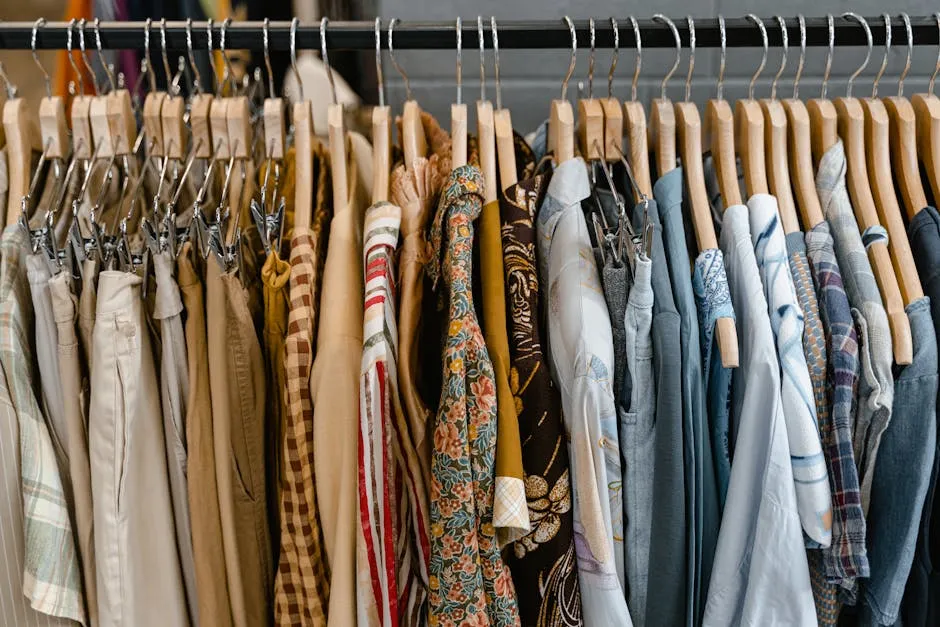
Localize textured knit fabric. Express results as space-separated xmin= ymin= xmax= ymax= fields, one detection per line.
xmin=500 ymin=171 xmax=582 ymax=626
xmin=903 ymin=206 xmax=940 ymax=626
xmin=692 ymin=248 xmax=735 ymax=512
xmin=657 ymin=167 xmax=719 ymax=623
xmin=632 ymin=191 xmax=686 ymax=627
xmin=538 ymin=158 xmax=633 ymax=627
xmin=805 ymin=222 xmax=868 ymax=595
xmin=357 ymin=201 xmax=430 ymax=627
xmin=426 ymin=165 xmax=521 ymax=626
xmin=787 ymin=231 xmax=839 ymax=623
xmin=817 ymin=140 xmax=894 ymax=517
xmin=275 ymin=229 xmax=330 ymax=626
xmin=860 ymin=298 xmax=938 ymax=626
xmin=704 ymin=205 xmax=816 ymax=626
xmin=0 ymin=227 xmax=85 ymax=624
xmin=748 ymin=194 xmax=832 ymax=548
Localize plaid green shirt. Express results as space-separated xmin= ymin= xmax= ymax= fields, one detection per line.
xmin=0 ymin=227 xmax=85 ymax=623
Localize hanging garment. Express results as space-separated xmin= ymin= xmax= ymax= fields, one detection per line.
xmin=703 ymin=203 xmax=815 ymax=626
xmin=178 ymin=242 xmax=234 ymax=627
xmin=538 ymin=158 xmax=632 ymax=627
xmin=426 ymin=165 xmax=521 ymax=626
xmin=637 ymin=177 xmax=685 ymax=627
xmin=621 ymin=252 xmax=656 ymax=625
xmin=356 ymin=200 xmax=429 ymax=626
xmin=902 ymin=205 xmax=940 ymax=626
xmin=48 ymin=271 xmax=98 ymax=627
xmin=657 ymin=167 xmax=719 ymax=623
xmin=691 ymin=247 xmax=735 ymax=512
xmin=500 ymin=167 xmax=582 ymax=626
xmin=153 ymin=249 xmax=199 ymax=624
xmin=0 ymin=226 xmax=87 ymax=625
xmin=816 ymin=140 xmax=894 ymax=520
xmin=89 ymin=269 xmax=188 ymax=627
xmin=481 ymin=187 xmax=529 ymax=547
xmin=311 ymin=133 xmax=371 ymax=627
xmin=748 ymin=193 xmax=832 ymax=548
xmin=860 ymin=298 xmax=938 ymax=626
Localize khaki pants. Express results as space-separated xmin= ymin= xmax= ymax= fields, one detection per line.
xmin=178 ymin=245 xmax=233 ymax=627
xmin=207 ymin=262 xmax=273 ymax=627
xmin=88 ymin=271 xmax=189 ymax=627
xmin=49 ymin=272 xmax=98 ymax=626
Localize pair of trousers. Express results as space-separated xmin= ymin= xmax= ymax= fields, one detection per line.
xmin=88 ymin=270 xmax=189 ymax=626
xmin=206 ymin=261 xmax=273 ymax=627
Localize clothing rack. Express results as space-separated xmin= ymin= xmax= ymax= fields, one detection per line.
xmin=0 ymin=16 xmax=939 ymax=52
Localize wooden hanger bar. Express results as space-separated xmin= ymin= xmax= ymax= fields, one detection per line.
xmin=328 ymin=103 xmax=348 ymax=211
xmin=735 ymin=98 xmax=768 ymax=197
xmin=783 ymin=99 xmax=826 ymax=229
xmin=402 ymin=100 xmax=427 ymax=172
xmin=836 ymin=95 xmax=912 ymax=364
xmin=70 ymin=94 xmax=94 ymax=160
xmin=262 ymin=97 xmax=286 ymax=161
xmin=913 ymin=92 xmax=940 ymax=207
xmin=623 ymin=100 xmax=652 ymax=199
xmin=705 ymin=99 xmax=742 ymax=207
xmin=494 ymin=107 xmax=516 ymax=190
xmin=89 ymin=94 xmax=113 ymax=158
xmin=451 ymin=103 xmax=467 ymax=168
xmin=578 ymin=97 xmax=604 ymax=162
xmin=761 ymin=99 xmax=799 ymax=233
xmin=649 ymin=98 xmax=675 ymax=177
xmin=190 ymin=93 xmax=214 ymax=159
xmin=107 ymin=89 xmax=136 ymax=156
xmin=864 ymin=96 xmax=924 ymax=305
xmin=3 ymin=97 xmax=37 ymax=227
xmin=477 ymin=100 xmax=497 ymax=203
xmin=293 ymin=100 xmax=314 ymax=231
xmin=884 ymin=95 xmax=928 ymax=217
xmin=38 ymin=96 xmax=69 ymax=160
xmin=143 ymin=92 xmax=167 ymax=156
xmin=808 ymin=98 xmax=839 ymax=170
xmin=209 ymin=98 xmax=230 ymax=159
xmin=372 ymin=105 xmax=391 ymax=203
xmin=162 ymin=94 xmax=187 ymax=160
xmin=550 ymin=99 xmax=574 ymax=164
xmin=601 ymin=97 xmax=622 ymax=162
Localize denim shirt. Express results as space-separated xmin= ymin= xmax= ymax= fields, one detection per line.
xmin=816 ymin=140 xmax=894 ymax=516
xmin=632 ymin=190 xmax=686 ymax=627
xmin=537 ymin=158 xmax=633 ymax=627
xmin=704 ymin=204 xmax=816 ymax=626
xmin=656 ymin=167 xmax=719 ymax=623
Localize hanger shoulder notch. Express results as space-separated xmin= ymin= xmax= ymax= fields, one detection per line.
xmin=601 ymin=97 xmax=623 ymax=162
xmin=39 ymin=96 xmax=70 ymax=160
xmin=782 ymin=99 xmax=825 ymax=229
xmin=402 ymin=100 xmax=427 ymax=172
xmin=550 ymin=99 xmax=574 ymax=164
xmin=263 ymin=97 xmax=286 ymax=161
xmin=494 ymin=108 xmax=516 ymax=191
xmin=884 ymin=96 xmax=928 ymax=218
xmin=578 ymin=98 xmax=605 ymax=162
xmin=760 ymin=99 xmax=799 ymax=233
xmin=705 ymin=99 xmax=742 ymax=208
xmin=623 ymin=100 xmax=652 ymax=199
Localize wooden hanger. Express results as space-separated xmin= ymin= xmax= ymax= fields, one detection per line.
xmin=489 ymin=17 xmax=517 ymax=191
xmin=322 ymin=19 xmax=349 ymax=213
xmin=912 ymin=11 xmax=940 ymax=204
xmin=371 ymin=19 xmax=391 ymax=203
xmin=760 ymin=17 xmax=799 ymax=234
xmin=704 ymin=16 xmax=742 ymax=208
xmin=287 ymin=18 xmax=313 ymax=231
xmin=836 ymin=14 xmax=911 ymax=364
xmin=807 ymin=15 xmax=839 ymax=170
xmin=622 ymin=18 xmax=651 ymax=200
xmin=2 ymin=94 xmax=37 ymax=227
xmin=578 ymin=19 xmax=605 ymax=167
xmin=388 ymin=19 xmax=427 ymax=172
xmin=736 ymin=15 xmax=769 ymax=198
xmin=865 ymin=15 xmax=923 ymax=306
xmin=549 ymin=17 xmax=577 ymax=164
xmin=649 ymin=15 xmax=680 ymax=178
xmin=782 ymin=16 xmax=825 ymax=230
xmin=602 ymin=20 xmax=623 ymax=163
xmin=675 ymin=17 xmax=739 ymax=368
xmin=474 ymin=17 xmax=497 ymax=202
xmin=67 ymin=23 xmax=94 ymax=159
xmin=450 ymin=18 xmax=468 ymax=170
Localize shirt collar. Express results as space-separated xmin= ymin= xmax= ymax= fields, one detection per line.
xmin=816 ymin=139 xmax=848 ymax=208
xmin=653 ymin=166 xmax=684 ymax=213
xmin=542 ymin=157 xmax=590 ymax=220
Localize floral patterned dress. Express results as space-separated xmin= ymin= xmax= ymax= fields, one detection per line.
xmin=426 ymin=165 xmax=521 ymax=626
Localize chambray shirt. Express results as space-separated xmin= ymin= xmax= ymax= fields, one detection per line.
xmin=748 ymin=194 xmax=832 ymax=548
xmin=536 ymin=158 xmax=633 ymax=627
xmin=816 ymin=140 xmax=894 ymax=517
xmin=704 ymin=204 xmax=816 ymax=626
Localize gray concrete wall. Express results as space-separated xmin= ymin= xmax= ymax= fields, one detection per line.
xmin=378 ymin=1 xmax=940 ymax=133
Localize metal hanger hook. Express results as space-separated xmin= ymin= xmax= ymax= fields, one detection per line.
xmin=560 ymin=16 xmax=576 ymax=101
xmin=320 ymin=17 xmax=338 ymax=107
xmin=899 ymin=13 xmax=913 ymax=97
xmin=793 ymin=14 xmax=806 ymax=99
xmin=78 ymin=19 xmax=99 ymax=95
xmin=376 ymin=18 xmax=386 ymax=108
xmin=388 ymin=18 xmax=412 ymax=101
xmin=93 ymin=18 xmax=116 ymax=92
xmin=588 ymin=17 xmax=596 ymax=98
xmin=206 ymin=18 xmax=219 ymax=97
xmin=142 ymin=18 xmax=156 ymax=92
xmin=629 ymin=16 xmax=641 ymax=102
xmin=771 ymin=16 xmax=788 ymax=100
xmin=185 ymin=18 xmax=202 ymax=94
xmin=289 ymin=17 xmax=303 ymax=101
xmin=66 ymin=19 xmax=84 ymax=96
xmin=652 ymin=14 xmax=680 ymax=101
xmin=684 ymin=16 xmax=695 ymax=102
xmin=822 ymin=14 xmax=834 ymax=98
xmin=843 ymin=12 xmax=872 ymax=98
xmin=219 ymin=18 xmax=237 ymax=95
xmin=262 ymin=18 xmax=275 ymax=98
xmin=160 ymin=18 xmax=172 ymax=89
xmin=476 ymin=16 xmax=486 ymax=102
xmin=491 ymin=17 xmax=502 ymax=110
xmin=931 ymin=13 xmax=940 ymax=96
xmin=608 ymin=17 xmax=619 ymax=99
xmin=872 ymin=14 xmax=890 ymax=97
xmin=31 ymin=18 xmax=51 ymax=99
xmin=717 ymin=15 xmax=726 ymax=100
xmin=454 ymin=17 xmax=461 ymax=107
xmin=745 ymin=14 xmax=767 ymax=100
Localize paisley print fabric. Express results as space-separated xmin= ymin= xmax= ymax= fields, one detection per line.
xmin=426 ymin=165 xmax=521 ymax=627
xmin=499 ymin=167 xmax=582 ymax=626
